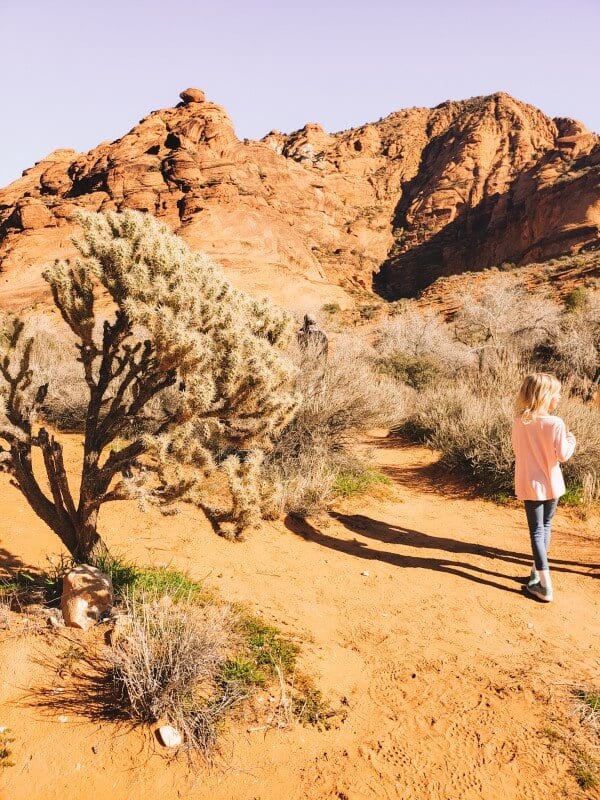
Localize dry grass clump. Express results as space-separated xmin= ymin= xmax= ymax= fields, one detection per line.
xmin=107 ymin=593 xmax=242 ymax=753
xmin=574 ymin=687 xmax=600 ymax=738
xmin=560 ymin=401 xmax=600 ymax=505
xmin=264 ymin=336 xmax=410 ymax=516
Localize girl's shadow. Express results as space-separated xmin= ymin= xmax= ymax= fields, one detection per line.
xmin=284 ymin=514 xmax=598 ymax=596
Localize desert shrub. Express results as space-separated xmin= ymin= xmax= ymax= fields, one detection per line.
xmin=264 ymin=336 xmax=409 ymax=516
xmin=560 ymin=400 xmax=600 ymax=503
xmin=552 ymin=289 xmax=600 ymax=384
xmin=401 ymin=365 xmax=600 ymax=502
xmin=107 ymin=593 xmax=241 ymax=753
xmin=574 ymin=687 xmax=600 ymax=737
xmin=234 ymin=613 xmax=299 ymax=674
xmin=377 ymin=352 xmax=440 ymax=390
xmin=402 ymin=371 xmax=516 ymax=494
xmin=21 ymin=315 xmax=89 ymax=430
xmin=564 ymin=286 xmax=588 ymax=311
xmin=374 ymin=306 xmax=473 ymax=378
xmin=0 ymin=729 xmax=14 ymax=769
xmin=452 ymin=275 xmax=561 ymax=370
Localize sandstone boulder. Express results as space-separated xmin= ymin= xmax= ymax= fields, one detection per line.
xmin=180 ymin=87 xmax=205 ymax=104
xmin=16 ymin=201 xmax=54 ymax=230
xmin=61 ymin=564 xmax=114 ymax=630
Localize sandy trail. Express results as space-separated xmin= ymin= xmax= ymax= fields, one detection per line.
xmin=0 ymin=435 xmax=598 ymax=800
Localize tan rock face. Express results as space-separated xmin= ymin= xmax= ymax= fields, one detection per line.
xmin=61 ymin=565 xmax=114 ymax=630
xmin=0 ymin=89 xmax=598 ymax=309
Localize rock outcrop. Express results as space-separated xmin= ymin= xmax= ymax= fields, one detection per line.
xmin=61 ymin=564 xmax=113 ymax=630
xmin=0 ymin=88 xmax=598 ymax=308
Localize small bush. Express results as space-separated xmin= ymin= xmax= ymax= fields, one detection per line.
xmin=334 ymin=468 xmax=391 ymax=497
xmin=564 ymin=286 xmax=588 ymax=311
xmin=219 ymin=657 xmax=266 ymax=688
xmin=357 ymin=303 xmax=380 ymax=320
xmin=235 ymin=613 xmax=299 ymax=674
xmin=322 ymin=303 xmax=341 ymax=314
xmin=375 ymin=307 xmax=472 ymax=376
xmin=377 ymin=352 xmax=440 ymax=389
xmin=264 ymin=336 xmax=408 ymax=516
xmin=293 ymin=686 xmax=342 ymax=730
xmin=23 ymin=314 xmax=89 ymax=431
xmin=399 ymin=371 xmax=516 ymax=494
xmin=573 ymin=748 xmax=598 ymax=789
xmin=574 ymin=687 xmax=600 ymax=735
xmin=107 ymin=594 xmax=240 ymax=753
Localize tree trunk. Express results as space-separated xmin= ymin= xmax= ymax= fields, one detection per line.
xmin=73 ymin=506 xmax=109 ymax=563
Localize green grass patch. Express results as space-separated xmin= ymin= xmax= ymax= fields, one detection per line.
xmin=219 ymin=657 xmax=266 ymax=688
xmin=334 ymin=468 xmax=391 ymax=498
xmin=577 ymin=690 xmax=600 ymax=714
xmin=573 ymin=748 xmax=598 ymax=790
xmin=2 ymin=555 xmax=211 ymax=609
xmin=491 ymin=492 xmax=513 ymax=506
xmin=562 ymin=484 xmax=585 ymax=507
xmin=91 ymin=553 xmax=210 ymax=604
xmin=0 ymin=580 xmax=20 ymax=598
xmin=236 ymin=613 xmax=299 ymax=674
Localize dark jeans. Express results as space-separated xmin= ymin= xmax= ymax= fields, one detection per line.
xmin=523 ymin=499 xmax=559 ymax=571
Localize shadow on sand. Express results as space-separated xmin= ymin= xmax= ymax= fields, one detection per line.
xmin=285 ymin=513 xmax=599 ymax=597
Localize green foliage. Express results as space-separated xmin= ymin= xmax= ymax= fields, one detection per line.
xmin=334 ymin=467 xmax=391 ymax=497
xmin=573 ymin=748 xmax=598 ymax=790
xmin=577 ymin=690 xmax=600 ymax=714
xmin=92 ymin=553 xmax=209 ymax=603
xmin=0 ymin=580 xmax=20 ymax=598
xmin=561 ymin=484 xmax=584 ymax=507
xmin=321 ymin=303 xmax=341 ymax=314
xmin=564 ymin=286 xmax=588 ymax=311
xmin=219 ymin=657 xmax=266 ymax=688
xmin=377 ymin=352 xmax=440 ymax=390
xmin=58 ymin=644 xmax=86 ymax=674
xmin=236 ymin=613 xmax=299 ymax=674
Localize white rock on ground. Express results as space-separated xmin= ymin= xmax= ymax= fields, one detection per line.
xmin=157 ymin=725 xmax=183 ymax=747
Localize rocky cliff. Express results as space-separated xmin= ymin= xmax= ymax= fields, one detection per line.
xmin=0 ymin=88 xmax=598 ymax=309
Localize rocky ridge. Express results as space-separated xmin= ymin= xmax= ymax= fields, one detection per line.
xmin=0 ymin=88 xmax=598 ymax=309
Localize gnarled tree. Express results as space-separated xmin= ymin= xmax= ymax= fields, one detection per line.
xmin=0 ymin=211 xmax=296 ymax=561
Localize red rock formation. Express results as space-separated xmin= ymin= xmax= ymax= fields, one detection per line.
xmin=0 ymin=89 xmax=598 ymax=310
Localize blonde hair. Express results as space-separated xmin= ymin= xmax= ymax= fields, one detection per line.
xmin=515 ymin=373 xmax=561 ymax=424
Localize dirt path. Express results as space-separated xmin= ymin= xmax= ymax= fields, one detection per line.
xmin=1 ymin=435 xmax=598 ymax=800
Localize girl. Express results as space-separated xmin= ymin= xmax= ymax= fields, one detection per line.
xmin=512 ymin=373 xmax=576 ymax=602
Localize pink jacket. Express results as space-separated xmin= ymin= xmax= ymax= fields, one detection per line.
xmin=511 ymin=414 xmax=576 ymax=501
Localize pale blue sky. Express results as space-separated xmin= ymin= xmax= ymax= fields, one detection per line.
xmin=1 ymin=0 xmax=598 ymax=187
